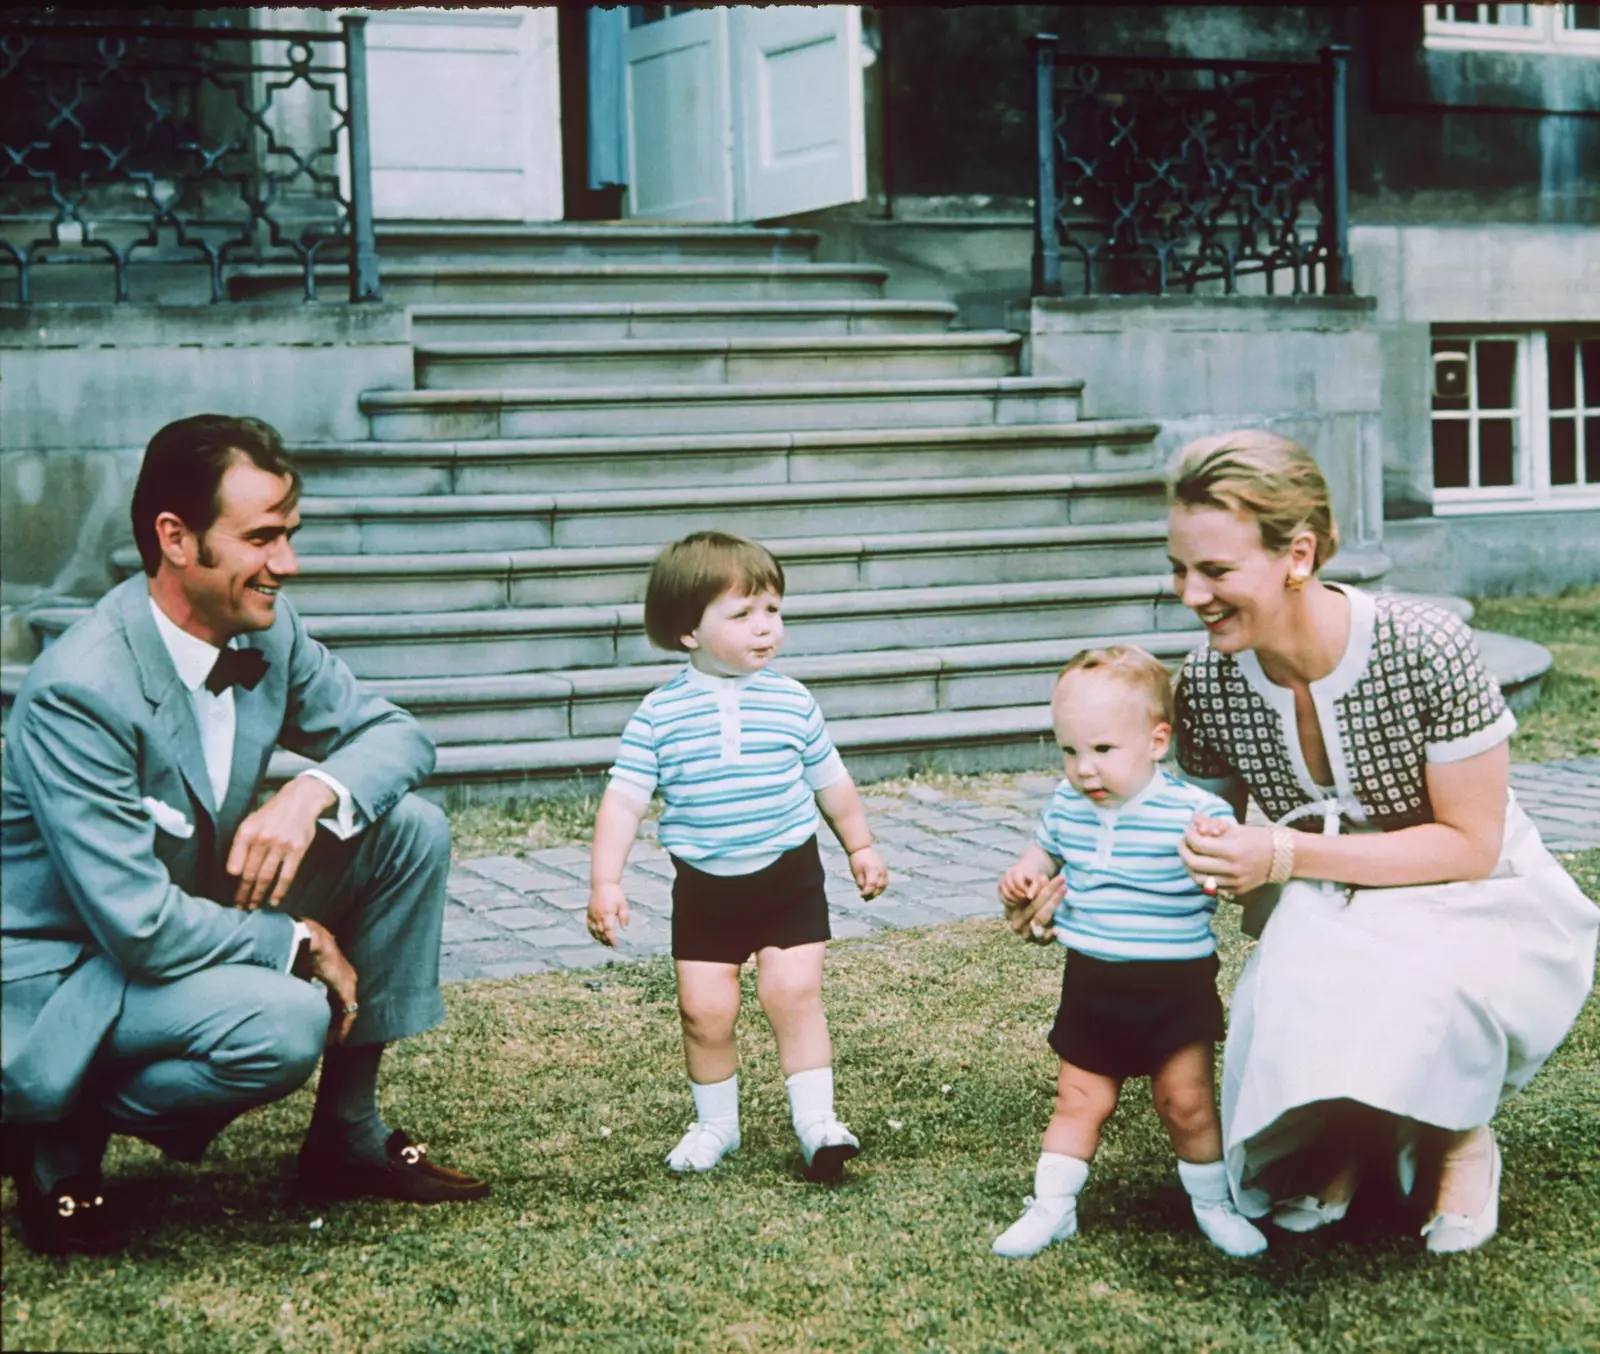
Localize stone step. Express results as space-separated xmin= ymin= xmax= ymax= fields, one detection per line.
xmin=368 ymin=222 xmax=821 ymax=265
xmin=413 ymin=332 xmax=1023 ymax=390
xmin=289 ymin=472 xmax=1165 ymax=556
xmin=229 ymin=262 xmax=890 ymax=306
xmin=267 ymin=704 xmax=1066 ymax=799
xmin=29 ymin=575 xmax=1196 ymax=681
xmin=112 ymin=521 xmax=1176 ymax=614
xmin=407 ymin=299 xmax=960 ymax=343
xmin=361 ymin=631 xmax=1204 ymax=747
xmin=359 ymin=375 xmax=1084 ymax=441
xmin=288 ymin=420 xmax=1161 ymax=497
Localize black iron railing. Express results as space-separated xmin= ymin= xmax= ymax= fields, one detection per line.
xmin=1030 ymin=40 xmax=1351 ymax=298
xmin=0 ymin=17 xmax=379 ymax=303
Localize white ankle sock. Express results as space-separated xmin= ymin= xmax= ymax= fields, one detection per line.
xmin=1177 ymin=1158 xmax=1268 ymax=1257
xmin=785 ymin=1066 xmax=835 ymax=1131
xmin=1036 ymin=1151 xmax=1090 ymax=1199
xmin=690 ymin=1073 xmax=739 ymax=1130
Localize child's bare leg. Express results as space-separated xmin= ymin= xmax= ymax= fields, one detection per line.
xmin=993 ymin=1061 xmax=1118 ymax=1258
xmin=667 ymin=960 xmax=744 ymax=1172
xmin=1041 ymin=1059 xmax=1121 ymax=1160
xmin=676 ymin=960 xmax=742 ymax=1082
xmin=1152 ymin=1043 xmax=1266 ymax=1256
xmin=755 ymin=941 xmax=830 ymax=1075
xmin=1150 ymin=1041 xmax=1222 ymax=1162
xmin=757 ymin=942 xmax=857 ymax=1180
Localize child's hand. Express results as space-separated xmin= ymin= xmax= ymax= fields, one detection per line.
xmin=587 ymin=883 xmax=631 ymax=947
xmin=998 ymin=862 xmax=1046 ymax=909
xmin=1189 ymin=811 xmax=1232 ymax=839
xmin=849 ymin=845 xmax=888 ymax=900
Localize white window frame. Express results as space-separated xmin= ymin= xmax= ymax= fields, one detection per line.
xmin=1424 ymin=4 xmax=1600 ymax=53
xmin=1431 ymin=329 xmax=1600 ymax=515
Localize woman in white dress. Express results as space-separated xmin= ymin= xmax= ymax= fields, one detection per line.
xmin=1020 ymin=429 xmax=1597 ymax=1253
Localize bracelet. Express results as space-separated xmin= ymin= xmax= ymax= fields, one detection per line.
xmin=1267 ymin=826 xmax=1295 ymax=885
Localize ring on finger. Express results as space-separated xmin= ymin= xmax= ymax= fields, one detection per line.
xmin=1202 ymin=874 xmax=1219 ymax=896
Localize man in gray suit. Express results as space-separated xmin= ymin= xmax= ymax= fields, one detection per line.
xmin=2 ymin=415 xmax=489 ymax=1255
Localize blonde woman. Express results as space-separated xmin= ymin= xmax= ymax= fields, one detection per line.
xmin=1016 ymin=430 xmax=1596 ymax=1252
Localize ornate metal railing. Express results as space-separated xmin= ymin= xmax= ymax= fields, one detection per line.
xmin=0 ymin=16 xmax=378 ymax=303
xmin=1030 ymin=40 xmax=1351 ymax=298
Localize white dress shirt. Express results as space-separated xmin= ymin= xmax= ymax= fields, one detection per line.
xmin=148 ymin=597 xmax=361 ymax=837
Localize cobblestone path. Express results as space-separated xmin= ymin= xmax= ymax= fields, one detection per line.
xmin=440 ymin=759 xmax=1600 ymax=983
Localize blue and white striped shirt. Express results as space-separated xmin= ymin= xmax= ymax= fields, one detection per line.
xmin=1035 ymin=768 xmax=1236 ymax=962
xmin=610 ymin=664 xmax=848 ymax=873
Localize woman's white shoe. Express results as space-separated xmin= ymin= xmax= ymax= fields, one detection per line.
xmin=1271 ymin=1194 xmax=1352 ymax=1233
xmin=991 ymin=1195 xmax=1079 ymax=1258
xmin=1421 ymin=1136 xmax=1501 ymax=1254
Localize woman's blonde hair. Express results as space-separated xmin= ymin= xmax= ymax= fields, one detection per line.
xmin=643 ymin=530 xmax=785 ymax=652
xmin=1166 ymin=430 xmax=1340 ymax=570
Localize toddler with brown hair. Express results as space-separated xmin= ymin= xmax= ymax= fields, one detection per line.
xmin=587 ymin=530 xmax=887 ymax=1181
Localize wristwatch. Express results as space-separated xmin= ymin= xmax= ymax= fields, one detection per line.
xmin=289 ymin=919 xmax=315 ymax=979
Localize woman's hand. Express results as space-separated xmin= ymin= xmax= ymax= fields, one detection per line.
xmin=1179 ymin=817 xmax=1275 ymax=898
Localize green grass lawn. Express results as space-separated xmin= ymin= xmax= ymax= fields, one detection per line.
xmin=5 ymin=592 xmax=1597 ymax=1352
xmin=1473 ymin=586 xmax=1600 ymax=762
xmin=4 ymin=874 xmax=1598 ymax=1354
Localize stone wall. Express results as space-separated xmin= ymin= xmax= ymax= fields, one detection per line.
xmin=0 ymin=302 xmax=411 ymax=663
xmin=1022 ymin=295 xmax=1385 ymax=552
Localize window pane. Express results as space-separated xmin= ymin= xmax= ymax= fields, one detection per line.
xmin=1487 ymin=4 xmax=1532 ymax=23
xmin=1550 ymin=418 xmax=1577 ymax=485
xmin=1549 ymin=339 xmax=1577 ymax=409
xmin=1587 ymin=417 xmax=1600 ymax=485
xmin=1566 ymin=6 xmax=1600 ymax=31
xmin=1477 ymin=340 xmax=1517 ymax=409
xmin=1479 ymin=419 xmax=1516 ymax=486
xmin=1583 ymin=341 xmax=1600 ymax=409
xmin=1433 ymin=344 xmax=1470 ymax=410
xmin=1434 ymin=420 xmax=1470 ymax=488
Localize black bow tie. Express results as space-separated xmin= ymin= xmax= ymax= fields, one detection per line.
xmin=204 ymin=647 xmax=269 ymax=696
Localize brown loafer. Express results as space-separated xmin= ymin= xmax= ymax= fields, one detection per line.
xmin=298 ymin=1128 xmax=491 ymax=1204
xmin=17 ymin=1170 xmax=126 ymax=1256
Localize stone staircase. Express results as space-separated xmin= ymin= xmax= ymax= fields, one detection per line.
xmin=16 ymin=222 xmax=1539 ymax=801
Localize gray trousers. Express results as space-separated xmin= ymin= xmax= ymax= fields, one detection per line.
xmin=57 ymin=794 xmax=449 ymax=1171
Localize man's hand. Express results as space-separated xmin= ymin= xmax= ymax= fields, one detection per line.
xmin=848 ymin=845 xmax=888 ymax=900
xmin=587 ymin=882 xmax=631 ymax=947
xmin=300 ymin=917 xmax=360 ymax=1045
xmin=999 ymin=847 xmax=1064 ymax=943
xmin=227 ymin=775 xmax=337 ymax=909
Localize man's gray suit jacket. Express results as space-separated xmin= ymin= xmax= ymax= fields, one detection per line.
xmin=0 ymin=576 xmax=435 ymax=1124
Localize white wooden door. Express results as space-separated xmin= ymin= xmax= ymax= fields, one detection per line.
xmin=361 ymin=7 xmax=562 ymax=221
xmin=623 ymin=6 xmax=734 ymax=221
xmin=733 ymin=5 xmax=866 ymax=221
xmin=622 ymin=5 xmax=865 ymax=223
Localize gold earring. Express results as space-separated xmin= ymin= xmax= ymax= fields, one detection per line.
xmin=1286 ymin=572 xmax=1307 ymax=592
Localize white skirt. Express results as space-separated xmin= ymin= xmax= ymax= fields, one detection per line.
xmin=1222 ymin=800 xmax=1600 ymax=1216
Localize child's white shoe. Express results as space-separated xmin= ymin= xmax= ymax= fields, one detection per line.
xmin=795 ymin=1115 xmax=860 ymax=1182
xmin=1191 ymin=1201 xmax=1270 ymax=1256
xmin=992 ymin=1194 xmax=1079 ymax=1258
xmin=1271 ymin=1194 xmax=1351 ymax=1233
xmin=665 ymin=1120 xmax=740 ymax=1173
xmin=1177 ymin=1158 xmax=1268 ymax=1257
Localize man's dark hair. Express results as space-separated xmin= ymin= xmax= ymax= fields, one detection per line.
xmin=131 ymin=415 xmax=301 ymax=575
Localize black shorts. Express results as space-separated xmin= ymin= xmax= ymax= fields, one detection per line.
xmin=1047 ymin=948 xmax=1225 ymax=1079
xmin=670 ymin=836 xmax=831 ymax=964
